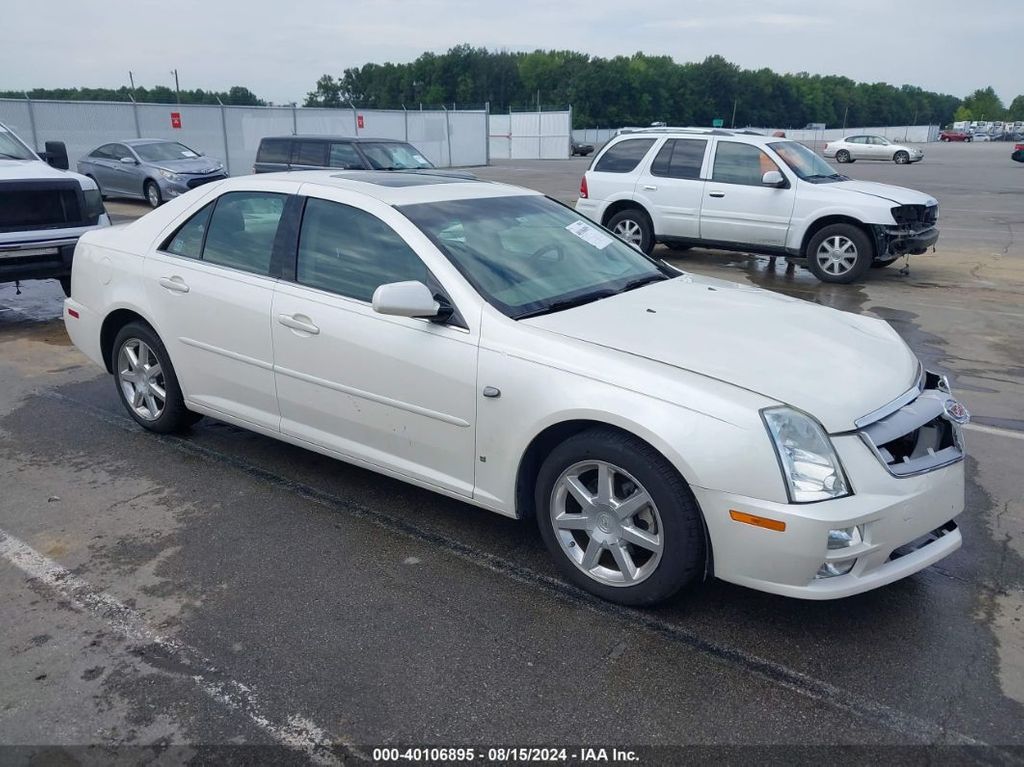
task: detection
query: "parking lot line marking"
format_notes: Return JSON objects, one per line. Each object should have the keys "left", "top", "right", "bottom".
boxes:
{"left": 0, "top": 527, "right": 351, "bottom": 765}
{"left": 38, "top": 389, "right": 1008, "bottom": 751}
{"left": 965, "top": 422, "right": 1024, "bottom": 441}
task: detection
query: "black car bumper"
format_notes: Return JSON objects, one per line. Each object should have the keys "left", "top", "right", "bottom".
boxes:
{"left": 881, "top": 226, "right": 940, "bottom": 256}
{"left": 0, "top": 239, "right": 77, "bottom": 282}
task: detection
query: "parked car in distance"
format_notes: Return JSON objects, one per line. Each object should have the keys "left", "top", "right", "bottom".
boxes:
{"left": 1, "top": 121, "right": 109, "bottom": 296}
{"left": 254, "top": 136, "right": 435, "bottom": 174}
{"left": 576, "top": 128, "right": 939, "bottom": 283}
{"left": 571, "top": 137, "right": 594, "bottom": 157}
{"left": 939, "top": 130, "right": 972, "bottom": 142}
{"left": 969, "top": 132, "right": 992, "bottom": 142}
{"left": 823, "top": 135, "right": 924, "bottom": 164}
{"left": 63, "top": 170, "right": 968, "bottom": 606}
{"left": 77, "top": 139, "right": 227, "bottom": 209}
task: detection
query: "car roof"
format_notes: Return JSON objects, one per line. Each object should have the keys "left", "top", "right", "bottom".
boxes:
{"left": 237, "top": 169, "right": 538, "bottom": 206}
{"left": 610, "top": 128, "right": 781, "bottom": 147}
{"left": 260, "top": 135, "right": 408, "bottom": 144}
{"left": 122, "top": 138, "right": 186, "bottom": 146}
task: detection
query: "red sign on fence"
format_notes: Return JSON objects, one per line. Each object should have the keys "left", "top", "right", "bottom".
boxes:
{"left": 357, "top": 114, "right": 364, "bottom": 130}
{"left": 170, "top": 112, "right": 182, "bottom": 129}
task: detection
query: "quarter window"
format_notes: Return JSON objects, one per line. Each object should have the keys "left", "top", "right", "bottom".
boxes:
{"left": 650, "top": 139, "right": 707, "bottom": 179}
{"left": 296, "top": 198, "right": 428, "bottom": 302}
{"left": 328, "top": 143, "right": 363, "bottom": 169}
{"left": 202, "top": 192, "right": 287, "bottom": 275}
{"left": 593, "top": 139, "right": 656, "bottom": 173}
{"left": 257, "top": 139, "right": 291, "bottom": 164}
{"left": 712, "top": 142, "right": 780, "bottom": 185}
{"left": 163, "top": 203, "right": 213, "bottom": 259}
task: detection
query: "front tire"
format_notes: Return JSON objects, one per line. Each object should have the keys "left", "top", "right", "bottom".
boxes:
{"left": 894, "top": 151, "right": 910, "bottom": 165}
{"left": 111, "top": 322, "right": 200, "bottom": 433}
{"left": 607, "top": 209, "right": 654, "bottom": 255}
{"left": 535, "top": 427, "right": 706, "bottom": 606}
{"left": 805, "top": 224, "right": 874, "bottom": 284}
{"left": 144, "top": 180, "right": 162, "bottom": 208}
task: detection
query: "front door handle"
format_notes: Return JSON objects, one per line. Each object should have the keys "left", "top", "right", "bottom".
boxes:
{"left": 708, "top": 191, "right": 726, "bottom": 198}
{"left": 158, "top": 276, "right": 189, "bottom": 293}
{"left": 278, "top": 314, "right": 320, "bottom": 335}
{"left": 643, "top": 185, "right": 658, "bottom": 191}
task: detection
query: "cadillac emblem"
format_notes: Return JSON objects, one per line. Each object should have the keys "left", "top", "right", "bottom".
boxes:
{"left": 943, "top": 399, "right": 970, "bottom": 424}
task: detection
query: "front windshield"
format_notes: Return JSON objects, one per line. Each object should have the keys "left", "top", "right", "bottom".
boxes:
{"left": 134, "top": 142, "right": 200, "bottom": 163}
{"left": 360, "top": 142, "right": 433, "bottom": 170}
{"left": 769, "top": 141, "right": 844, "bottom": 182}
{"left": 398, "top": 195, "right": 670, "bottom": 319}
{"left": 0, "top": 128, "right": 37, "bottom": 161}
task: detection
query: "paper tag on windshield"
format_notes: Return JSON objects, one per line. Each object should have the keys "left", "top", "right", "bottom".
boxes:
{"left": 566, "top": 220, "right": 613, "bottom": 250}
{"left": 181, "top": 150, "right": 198, "bottom": 158}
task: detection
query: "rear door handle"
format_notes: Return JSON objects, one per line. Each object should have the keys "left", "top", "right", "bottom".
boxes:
{"left": 278, "top": 314, "right": 320, "bottom": 335}
{"left": 158, "top": 276, "right": 189, "bottom": 293}
{"left": 709, "top": 191, "right": 726, "bottom": 198}
{"left": 642, "top": 185, "right": 658, "bottom": 191}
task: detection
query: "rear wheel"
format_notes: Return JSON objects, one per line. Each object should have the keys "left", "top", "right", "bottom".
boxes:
{"left": 144, "top": 180, "right": 162, "bottom": 208}
{"left": 607, "top": 209, "right": 654, "bottom": 255}
{"left": 535, "top": 427, "right": 706, "bottom": 606}
{"left": 836, "top": 150, "right": 851, "bottom": 163}
{"left": 805, "top": 224, "right": 874, "bottom": 284}
{"left": 894, "top": 151, "right": 910, "bottom": 165}
{"left": 111, "top": 322, "right": 200, "bottom": 433}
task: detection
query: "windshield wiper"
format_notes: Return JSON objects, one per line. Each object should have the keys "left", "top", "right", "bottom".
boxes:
{"left": 514, "top": 289, "right": 618, "bottom": 319}
{"left": 618, "top": 274, "right": 668, "bottom": 293}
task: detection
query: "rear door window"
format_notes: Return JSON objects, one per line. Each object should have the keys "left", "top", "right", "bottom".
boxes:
{"left": 201, "top": 192, "right": 288, "bottom": 275}
{"left": 293, "top": 141, "right": 327, "bottom": 167}
{"left": 593, "top": 139, "right": 656, "bottom": 173}
{"left": 650, "top": 139, "right": 707, "bottom": 179}
{"left": 257, "top": 139, "right": 291, "bottom": 164}
{"left": 329, "top": 142, "right": 363, "bottom": 169}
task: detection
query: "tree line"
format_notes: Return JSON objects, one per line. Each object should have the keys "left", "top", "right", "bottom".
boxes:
{"left": 305, "top": 46, "right": 1024, "bottom": 129}
{"left": 0, "top": 85, "right": 266, "bottom": 106}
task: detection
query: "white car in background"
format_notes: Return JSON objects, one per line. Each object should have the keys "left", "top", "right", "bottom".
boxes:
{"left": 575, "top": 128, "right": 939, "bottom": 283}
{"left": 823, "top": 135, "right": 924, "bottom": 164}
{"left": 64, "top": 171, "right": 967, "bottom": 606}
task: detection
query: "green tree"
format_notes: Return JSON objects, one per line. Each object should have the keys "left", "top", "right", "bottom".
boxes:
{"left": 1007, "top": 95, "right": 1024, "bottom": 121}
{"left": 961, "top": 87, "right": 1004, "bottom": 121}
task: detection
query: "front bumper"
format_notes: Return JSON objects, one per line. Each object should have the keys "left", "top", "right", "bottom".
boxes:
{"left": 693, "top": 433, "right": 965, "bottom": 599}
{"left": 0, "top": 217, "right": 108, "bottom": 282}
{"left": 159, "top": 173, "right": 228, "bottom": 199}
{"left": 882, "top": 225, "right": 939, "bottom": 256}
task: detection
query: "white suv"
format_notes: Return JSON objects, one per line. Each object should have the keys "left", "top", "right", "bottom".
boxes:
{"left": 575, "top": 129, "right": 939, "bottom": 283}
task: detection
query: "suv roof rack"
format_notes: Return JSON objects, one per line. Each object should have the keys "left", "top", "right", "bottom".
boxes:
{"left": 614, "top": 126, "right": 736, "bottom": 136}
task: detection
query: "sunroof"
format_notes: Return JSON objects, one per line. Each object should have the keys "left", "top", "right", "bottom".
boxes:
{"left": 329, "top": 171, "right": 479, "bottom": 187}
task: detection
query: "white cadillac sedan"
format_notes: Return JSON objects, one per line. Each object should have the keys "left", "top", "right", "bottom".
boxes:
{"left": 823, "top": 135, "right": 924, "bottom": 164}
{"left": 64, "top": 171, "right": 968, "bottom": 606}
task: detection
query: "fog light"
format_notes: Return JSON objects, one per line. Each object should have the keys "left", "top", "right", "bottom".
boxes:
{"left": 816, "top": 558, "right": 856, "bottom": 578}
{"left": 827, "top": 526, "right": 862, "bottom": 550}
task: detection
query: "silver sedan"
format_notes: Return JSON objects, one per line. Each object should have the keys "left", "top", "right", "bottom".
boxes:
{"left": 77, "top": 139, "right": 228, "bottom": 207}
{"left": 823, "top": 135, "right": 924, "bottom": 164}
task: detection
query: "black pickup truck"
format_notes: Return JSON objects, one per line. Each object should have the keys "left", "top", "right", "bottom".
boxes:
{"left": 1, "top": 122, "right": 109, "bottom": 296}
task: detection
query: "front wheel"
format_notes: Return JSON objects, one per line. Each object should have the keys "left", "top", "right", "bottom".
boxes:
{"left": 606, "top": 209, "right": 654, "bottom": 255}
{"left": 144, "top": 180, "right": 163, "bottom": 208}
{"left": 805, "top": 224, "right": 874, "bottom": 284}
{"left": 111, "top": 322, "right": 200, "bottom": 433}
{"left": 535, "top": 427, "right": 706, "bottom": 606}
{"left": 894, "top": 151, "right": 910, "bottom": 164}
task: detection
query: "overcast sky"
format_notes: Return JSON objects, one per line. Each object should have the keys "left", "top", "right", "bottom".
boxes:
{"left": 2, "top": 0, "right": 1020, "bottom": 106}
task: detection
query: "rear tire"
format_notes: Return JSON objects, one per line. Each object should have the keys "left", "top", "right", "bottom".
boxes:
{"left": 535, "top": 427, "right": 706, "bottom": 606}
{"left": 805, "top": 224, "right": 874, "bottom": 284}
{"left": 144, "top": 180, "right": 162, "bottom": 208}
{"left": 836, "top": 150, "right": 851, "bottom": 163}
{"left": 607, "top": 209, "right": 655, "bottom": 255}
{"left": 111, "top": 322, "right": 200, "bottom": 433}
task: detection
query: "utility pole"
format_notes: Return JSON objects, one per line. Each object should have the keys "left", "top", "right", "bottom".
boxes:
{"left": 842, "top": 104, "right": 849, "bottom": 130}
{"left": 731, "top": 98, "right": 738, "bottom": 128}
{"left": 171, "top": 69, "right": 180, "bottom": 103}
{"left": 128, "top": 70, "right": 136, "bottom": 99}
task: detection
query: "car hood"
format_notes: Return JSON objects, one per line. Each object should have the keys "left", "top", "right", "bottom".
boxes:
{"left": 522, "top": 275, "right": 918, "bottom": 432}
{"left": 0, "top": 158, "right": 91, "bottom": 185}
{"left": 151, "top": 157, "right": 224, "bottom": 174}
{"left": 829, "top": 179, "right": 936, "bottom": 206}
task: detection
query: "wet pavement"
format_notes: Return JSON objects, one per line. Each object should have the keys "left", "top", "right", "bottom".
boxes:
{"left": 1, "top": 143, "right": 1022, "bottom": 761}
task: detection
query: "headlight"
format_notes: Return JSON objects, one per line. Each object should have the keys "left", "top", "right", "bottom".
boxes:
{"left": 762, "top": 407, "right": 852, "bottom": 503}
{"left": 158, "top": 169, "right": 179, "bottom": 180}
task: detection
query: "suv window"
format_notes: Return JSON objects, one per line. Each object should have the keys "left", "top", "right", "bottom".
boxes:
{"left": 650, "top": 139, "right": 707, "bottom": 179}
{"left": 712, "top": 142, "right": 780, "bottom": 185}
{"left": 329, "top": 142, "right": 363, "bottom": 169}
{"left": 202, "top": 192, "right": 287, "bottom": 275}
{"left": 294, "top": 141, "right": 327, "bottom": 166}
{"left": 163, "top": 202, "right": 214, "bottom": 259}
{"left": 593, "top": 139, "right": 656, "bottom": 173}
{"left": 296, "top": 197, "right": 428, "bottom": 302}
{"left": 257, "top": 139, "right": 291, "bottom": 164}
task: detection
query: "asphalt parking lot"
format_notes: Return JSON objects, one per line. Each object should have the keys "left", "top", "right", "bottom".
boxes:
{"left": 1, "top": 141, "right": 1022, "bottom": 761}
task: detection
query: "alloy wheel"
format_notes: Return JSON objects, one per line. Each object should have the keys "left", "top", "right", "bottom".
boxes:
{"left": 815, "top": 235, "right": 859, "bottom": 276}
{"left": 612, "top": 219, "right": 643, "bottom": 246}
{"left": 550, "top": 460, "right": 664, "bottom": 587}
{"left": 117, "top": 339, "right": 166, "bottom": 421}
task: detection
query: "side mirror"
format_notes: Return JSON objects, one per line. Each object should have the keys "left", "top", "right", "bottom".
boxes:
{"left": 372, "top": 281, "right": 449, "bottom": 321}
{"left": 120, "top": 156, "right": 137, "bottom": 165}
{"left": 762, "top": 170, "right": 786, "bottom": 187}
{"left": 42, "top": 141, "right": 69, "bottom": 170}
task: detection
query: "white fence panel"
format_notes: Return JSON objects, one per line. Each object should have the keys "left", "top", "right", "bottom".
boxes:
{"left": 488, "top": 114, "right": 511, "bottom": 159}
{"left": 0, "top": 100, "right": 34, "bottom": 146}
{"left": 295, "top": 108, "right": 356, "bottom": 137}
{"left": 448, "top": 111, "right": 488, "bottom": 167}
{"left": 491, "top": 111, "right": 571, "bottom": 159}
